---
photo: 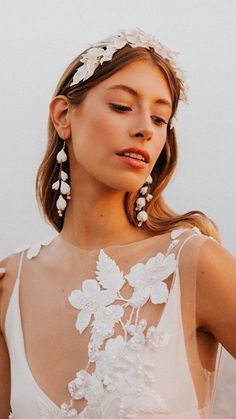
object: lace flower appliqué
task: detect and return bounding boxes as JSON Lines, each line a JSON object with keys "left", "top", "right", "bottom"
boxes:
{"left": 125, "top": 252, "right": 177, "bottom": 307}
{"left": 68, "top": 279, "right": 117, "bottom": 334}
{"left": 65, "top": 247, "right": 176, "bottom": 417}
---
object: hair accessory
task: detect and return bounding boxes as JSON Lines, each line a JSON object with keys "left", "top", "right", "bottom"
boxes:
{"left": 52, "top": 141, "right": 71, "bottom": 217}
{"left": 169, "top": 115, "right": 177, "bottom": 130}
{"left": 69, "top": 27, "right": 187, "bottom": 103}
{"left": 135, "top": 174, "right": 153, "bottom": 227}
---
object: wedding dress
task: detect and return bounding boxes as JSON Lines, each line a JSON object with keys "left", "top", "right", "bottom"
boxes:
{"left": 5, "top": 227, "right": 222, "bottom": 418}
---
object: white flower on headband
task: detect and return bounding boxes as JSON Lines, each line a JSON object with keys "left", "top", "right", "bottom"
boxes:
{"left": 71, "top": 47, "right": 104, "bottom": 85}
{"left": 70, "top": 27, "right": 187, "bottom": 103}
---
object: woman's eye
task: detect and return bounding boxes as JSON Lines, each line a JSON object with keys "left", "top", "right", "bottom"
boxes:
{"left": 110, "top": 103, "right": 167, "bottom": 126}
{"left": 152, "top": 116, "right": 167, "bottom": 126}
{"left": 109, "top": 103, "right": 131, "bottom": 112}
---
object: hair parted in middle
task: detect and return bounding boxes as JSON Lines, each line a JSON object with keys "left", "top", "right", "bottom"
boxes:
{"left": 36, "top": 39, "right": 220, "bottom": 242}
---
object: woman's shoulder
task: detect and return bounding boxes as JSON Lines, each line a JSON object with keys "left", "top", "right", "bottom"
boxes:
{"left": 159, "top": 225, "right": 220, "bottom": 268}
{"left": 170, "top": 225, "right": 218, "bottom": 249}
{"left": 0, "top": 235, "right": 56, "bottom": 297}
{"left": 159, "top": 225, "right": 210, "bottom": 254}
{"left": 12, "top": 235, "right": 56, "bottom": 260}
{"left": 0, "top": 235, "right": 56, "bottom": 333}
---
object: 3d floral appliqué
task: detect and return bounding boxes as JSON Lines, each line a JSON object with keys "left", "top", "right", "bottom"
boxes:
{"left": 125, "top": 252, "right": 177, "bottom": 307}
{"left": 68, "top": 280, "right": 117, "bottom": 333}
{"left": 66, "top": 248, "right": 176, "bottom": 417}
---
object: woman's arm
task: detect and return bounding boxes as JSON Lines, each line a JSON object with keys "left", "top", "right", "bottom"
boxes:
{"left": 0, "top": 332, "right": 11, "bottom": 418}
{"left": 0, "top": 258, "right": 11, "bottom": 419}
{"left": 196, "top": 239, "right": 236, "bottom": 358}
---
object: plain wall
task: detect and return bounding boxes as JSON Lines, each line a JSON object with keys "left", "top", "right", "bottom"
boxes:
{"left": 1, "top": 0, "right": 235, "bottom": 256}
{"left": 0, "top": 0, "right": 235, "bottom": 414}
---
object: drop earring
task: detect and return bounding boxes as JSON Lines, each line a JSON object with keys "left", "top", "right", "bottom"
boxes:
{"left": 135, "top": 174, "right": 153, "bottom": 227}
{"left": 52, "top": 140, "right": 71, "bottom": 217}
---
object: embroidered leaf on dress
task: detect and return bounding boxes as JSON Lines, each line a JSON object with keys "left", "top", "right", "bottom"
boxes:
{"left": 95, "top": 249, "right": 125, "bottom": 291}
{"left": 27, "top": 243, "right": 42, "bottom": 259}
{"left": 27, "top": 237, "right": 56, "bottom": 259}
{"left": 13, "top": 236, "right": 56, "bottom": 259}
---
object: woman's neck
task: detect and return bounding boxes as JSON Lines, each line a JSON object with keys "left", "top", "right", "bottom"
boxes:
{"left": 60, "top": 189, "right": 153, "bottom": 250}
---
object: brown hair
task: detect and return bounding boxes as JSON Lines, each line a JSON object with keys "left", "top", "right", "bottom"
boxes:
{"left": 36, "top": 44, "right": 221, "bottom": 242}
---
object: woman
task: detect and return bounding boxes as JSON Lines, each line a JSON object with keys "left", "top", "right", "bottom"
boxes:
{"left": 0, "top": 28, "right": 235, "bottom": 419}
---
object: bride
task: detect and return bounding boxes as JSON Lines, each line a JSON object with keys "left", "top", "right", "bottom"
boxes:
{"left": 0, "top": 28, "right": 235, "bottom": 419}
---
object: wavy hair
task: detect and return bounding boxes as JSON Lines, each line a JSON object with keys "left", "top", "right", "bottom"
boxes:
{"left": 36, "top": 44, "right": 220, "bottom": 242}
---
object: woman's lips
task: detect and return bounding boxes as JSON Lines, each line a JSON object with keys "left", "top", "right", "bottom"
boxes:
{"left": 117, "top": 147, "right": 151, "bottom": 163}
{"left": 117, "top": 154, "right": 147, "bottom": 169}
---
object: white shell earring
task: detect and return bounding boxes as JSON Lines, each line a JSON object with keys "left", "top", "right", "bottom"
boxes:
{"left": 135, "top": 174, "right": 153, "bottom": 227}
{"left": 52, "top": 140, "right": 71, "bottom": 217}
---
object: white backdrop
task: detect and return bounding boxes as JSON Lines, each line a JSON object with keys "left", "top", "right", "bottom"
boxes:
{"left": 0, "top": 0, "right": 235, "bottom": 414}
{"left": 0, "top": 0, "right": 235, "bottom": 256}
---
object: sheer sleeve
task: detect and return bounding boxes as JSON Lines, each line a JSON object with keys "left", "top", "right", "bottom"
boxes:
{"left": 177, "top": 232, "right": 222, "bottom": 412}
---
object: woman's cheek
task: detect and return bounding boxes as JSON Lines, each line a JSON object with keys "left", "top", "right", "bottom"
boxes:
{"left": 153, "top": 132, "right": 167, "bottom": 159}
{"left": 92, "top": 110, "right": 122, "bottom": 142}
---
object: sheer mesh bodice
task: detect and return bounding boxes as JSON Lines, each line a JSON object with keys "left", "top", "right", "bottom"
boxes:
{"left": 5, "top": 227, "right": 222, "bottom": 418}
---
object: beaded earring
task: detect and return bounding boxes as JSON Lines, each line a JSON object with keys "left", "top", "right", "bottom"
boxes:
{"left": 52, "top": 141, "right": 71, "bottom": 217}
{"left": 135, "top": 174, "right": 153, "bottom": 227}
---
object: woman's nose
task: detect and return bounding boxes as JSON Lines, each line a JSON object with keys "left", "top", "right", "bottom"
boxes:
{"left": 130, "top": 112, "right": 154, "bottom": 141}
{"left": 132, "top": 128, "right": 153, "bottom": 141}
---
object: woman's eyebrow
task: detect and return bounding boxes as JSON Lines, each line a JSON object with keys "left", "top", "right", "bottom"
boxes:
{"left": 106, "top": 84, "right": 172, "bottom": 108}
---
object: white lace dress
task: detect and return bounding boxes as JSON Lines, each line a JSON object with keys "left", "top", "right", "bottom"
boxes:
{"left": 5, "top": 227, "right": 222, "bottom": 418}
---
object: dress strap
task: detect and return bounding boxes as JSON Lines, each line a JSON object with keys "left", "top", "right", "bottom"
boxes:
{"left": 175, "top": 228, "right": 204, "bottom": 263}
{"left": 16, "top": 251, "right": 25, "bottom": 281}
{"left": 174, "top": 228, "right": 216, "bottom": 271}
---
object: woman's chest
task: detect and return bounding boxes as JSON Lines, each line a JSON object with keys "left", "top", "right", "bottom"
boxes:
{"left": 19, "top": 267, "right": 175, "bottom": 413}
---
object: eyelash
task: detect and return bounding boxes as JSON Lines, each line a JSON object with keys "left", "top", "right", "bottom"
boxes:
{"left": 109, "top": 103, "right": 167, "bottom": 126}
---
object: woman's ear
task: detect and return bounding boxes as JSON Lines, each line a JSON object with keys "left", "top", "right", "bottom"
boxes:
{"left": 49, "top": 95, "right": 71, "bottom": 140}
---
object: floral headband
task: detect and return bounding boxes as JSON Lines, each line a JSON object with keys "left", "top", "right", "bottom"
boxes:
{"left": 69, "top": 28, "right": 187, "bottom": 129}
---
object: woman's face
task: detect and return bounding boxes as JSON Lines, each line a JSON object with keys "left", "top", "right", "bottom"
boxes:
{"left": 68, "top": 60, "right": 172, "bottom": 192}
